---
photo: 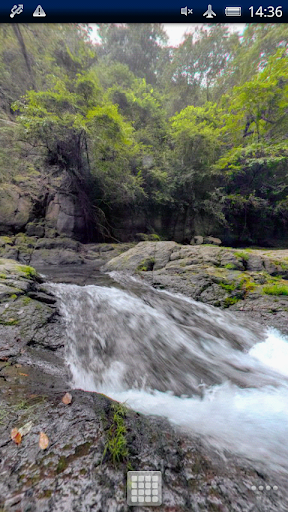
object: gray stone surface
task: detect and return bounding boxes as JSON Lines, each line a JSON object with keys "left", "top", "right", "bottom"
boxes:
{"left": 0, "top": 185, "right": 31, "bottom": 233}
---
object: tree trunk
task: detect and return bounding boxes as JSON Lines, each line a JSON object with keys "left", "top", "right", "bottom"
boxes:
{"left": 12, "top": 25, "right": 37, "bottom": 90}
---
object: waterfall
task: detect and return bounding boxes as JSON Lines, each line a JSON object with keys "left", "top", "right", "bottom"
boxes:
{"left": 47, "top": 276, "right": 288, "bottom": 476}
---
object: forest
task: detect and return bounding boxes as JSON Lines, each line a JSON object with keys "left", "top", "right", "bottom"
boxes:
{"left": 0, "top": 23, "right": 288, "bottom": 246}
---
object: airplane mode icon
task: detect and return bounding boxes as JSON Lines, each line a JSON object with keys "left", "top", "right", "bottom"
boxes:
{"left": 203, "top": 4, "right": 216, "bottom": 17}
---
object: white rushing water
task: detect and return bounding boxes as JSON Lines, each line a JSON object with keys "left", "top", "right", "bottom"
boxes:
{"left": 49, "top": 280, "right": 288, "bottom": 475}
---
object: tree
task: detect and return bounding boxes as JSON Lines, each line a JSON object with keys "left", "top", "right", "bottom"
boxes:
{"left": 159, "top": 24, "right": 240, "bottom": 113}
{"left": 13, "top": 71, "right": 143, "bottom": 240}
{"left": 96, "top": 24, "right": 168, "bottom": 84}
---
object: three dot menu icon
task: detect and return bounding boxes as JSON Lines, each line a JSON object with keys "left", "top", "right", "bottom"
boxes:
{"left": 127, "top": 471, "right": 162, "bottom": 506}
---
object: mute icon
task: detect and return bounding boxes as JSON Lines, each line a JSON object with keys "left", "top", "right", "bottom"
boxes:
{"left": 181, "top": 6, "right": 187, "bottom": 15}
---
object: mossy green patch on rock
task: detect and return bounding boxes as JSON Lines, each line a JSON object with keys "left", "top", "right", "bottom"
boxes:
{"left": 224, "top": 296, "right": 241, "bottom": 308}
{"left": 56, "top": 442, "right": 92, "bottom": 474}
{"left": 16, "top": 265, "right": 37, "bottom": 278}
{"left": 234, "top": 251, "right": 250, "bottom": 262}
{"left": 219, "top": 281, "right": 236, "bottom": 292}
{"left": 263, "top": 284, "right": 288, "bottom": 296}
{"left": 0, "top": 317, "right": 19, "bottom": 325}
{"left": 0, "top": 236, "right": 13, "bottom": 246}
{"left": 137, "top": 257, "right": 155, "bottom": 272}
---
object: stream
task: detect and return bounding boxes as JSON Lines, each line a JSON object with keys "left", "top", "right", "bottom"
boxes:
{"left": 44, "top": 270, "right": 288, "bottom": 478}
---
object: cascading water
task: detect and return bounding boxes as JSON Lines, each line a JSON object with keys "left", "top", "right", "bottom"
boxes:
{"left": 47, "top": 274, "right": 288, "bottom": 476}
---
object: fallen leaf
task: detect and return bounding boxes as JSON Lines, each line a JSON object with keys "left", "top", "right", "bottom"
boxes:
{"left": 62, "top": 392, "right": 72, "bottom": 405}
{"left": 39, "top": 431, "right": 49, "bottom": 450}
{"left": 15, "top": 364, "right": 22, "bottom": 368}
{"left": 0, "top": 356, "right": 8, "bottom": 361}
{"left": 19, "top": 421, "right": 33, "bottom": 437}
{"left": 19, "top": 373, "right": 28, "bottom": 377}
{"left": 11, "top": 428, "right": 22, "bottom": 445}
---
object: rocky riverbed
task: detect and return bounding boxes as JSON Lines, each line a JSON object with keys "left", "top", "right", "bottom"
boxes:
{"left": 104, "top": 241, "right": 288, "bottom": 335}
{"left": 1, "top": 238, "right": 288, "bottom": 511}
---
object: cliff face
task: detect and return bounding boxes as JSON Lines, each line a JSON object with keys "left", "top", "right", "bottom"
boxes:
{"left": 0, "top": 182, "right": 89, "bottom": 242}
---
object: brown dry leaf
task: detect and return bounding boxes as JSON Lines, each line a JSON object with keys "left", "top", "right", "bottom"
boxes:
{"left": 19, "top": 373, "right": 28, "bottom": 377}
{"left": 62, "top": 392, "right": 72, "bottom": 405}
{"left": 11, "top": 428, "right": 22, "bottom": 445}
{"left": 39, "top": 431, "right": 49, "bottom": 450}
{"left": 15, "top": 364, "right": 22, "bottom": 368}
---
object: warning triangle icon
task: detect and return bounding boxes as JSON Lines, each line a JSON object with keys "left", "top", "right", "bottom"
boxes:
{"left": 33, "top": 5, "right": 46, "bottom": 16}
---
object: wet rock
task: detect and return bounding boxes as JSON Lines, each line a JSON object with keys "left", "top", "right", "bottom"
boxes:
{"left": 0, "top": 185, "right": 31, "bottom": 234}
{"left": 35, "top": 238, "right": 81, "bottom": 251}
{"left": 45, "top": 192, "right": 86, "bottom": 240}
{"left": 103, "top": 241, "right": 178, "bottom": 273}
{"left": 105, "top": 243, "right": 288, "bottom": 332}
{"left": 247, "top": 255, "right": 264, "bottom": 271}
{"left": 0, "top": 259, "right": 65, "bottom": 358}
{"left": 31, "top": 248, "right": 84, "bottom": 266}
{"left": 25, "top": 222, "right": 45, "bottom": 238}
{"left": 192, "top": 235, "right": 204, "bottom": 245}
{"left": 203, "top": 236, "right": 222, "bottom": 245}
{"left": 220, "top": 252, "right": 244, "bottom": 270}
{"left": 27, "top": 291, "right": 57, "bottom": 305}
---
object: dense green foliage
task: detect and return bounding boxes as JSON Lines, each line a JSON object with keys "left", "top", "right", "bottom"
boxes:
{"left": 1, "top": 23, "right": 288, "bottom": 244}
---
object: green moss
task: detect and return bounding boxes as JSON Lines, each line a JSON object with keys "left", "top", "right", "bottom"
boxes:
{"left": 224, "top": 263, "right": 236, "bottom": 269}
{"left": 10, "top": 294, "right": 17, "bottom": 300}
{"left": 235, "top": 251, "right": 249, "bottom": 261}
{"left": 223, "top": 296, "right": 240, "bottom": 307}
{"left": 16, "top": 265, "right": 37, "bottom": 278}
{"left": 272, "top": 260, "right": 288, "bottom": 270}
{"left": 137, "top": 233, "right": 161, "bottom": 241}
{"left": 0, "top": 236, "right": 13, "bottom": 245}
{"left": 22, "top": 296, "right": 32, "bottom": 305}
{"left": 56, "top": 442, "right": 92, "bottom": 474}
{"left": 0, "top": 273, "right": 7, "bottom": 279}
{"left": 239, "top": 277, "right": 256, "bottom": 292}
{"left": 137, "top": 257, "right": 155, "bottom": 272}
{"left": 219, "top": 281, "right": 236, "bottom": 291}
{"left": 39, "top": 489, "right": 52, "bottom": 499}
{"left": 263, "top": 284, "right": 288, "bottom": 296}
{"left": 74, "top": 441, "right": 91, "bottom": 457}
{"left": 0, "top": 318, "right": 19, "bottom": 325}
{"left": 56, "top": 456, "right": 68, "bottom": 474}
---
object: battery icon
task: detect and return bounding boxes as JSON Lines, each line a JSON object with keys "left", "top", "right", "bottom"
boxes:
{"left": 225, "top": 6, "right": 241, "bottom": 15}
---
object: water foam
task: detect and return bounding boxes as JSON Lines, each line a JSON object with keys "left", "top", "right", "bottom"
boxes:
{"left": 49, "top": 281, "right": 288, "bottom": 474}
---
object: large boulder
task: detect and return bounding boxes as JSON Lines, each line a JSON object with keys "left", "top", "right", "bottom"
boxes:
{"left": 45, "top": 193, "right": 86, "bottom": 239}
{"left": 103, "top": 241, "right": 178, "bottom": 272}
{"left": 0, "top": 185, "right": 31, "bottom": 234}
{"left": 191, "top": 235, "right": 204, "bottom": 245}
{"left": 203, "top": 236, "right": 222, "bottom": 245}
